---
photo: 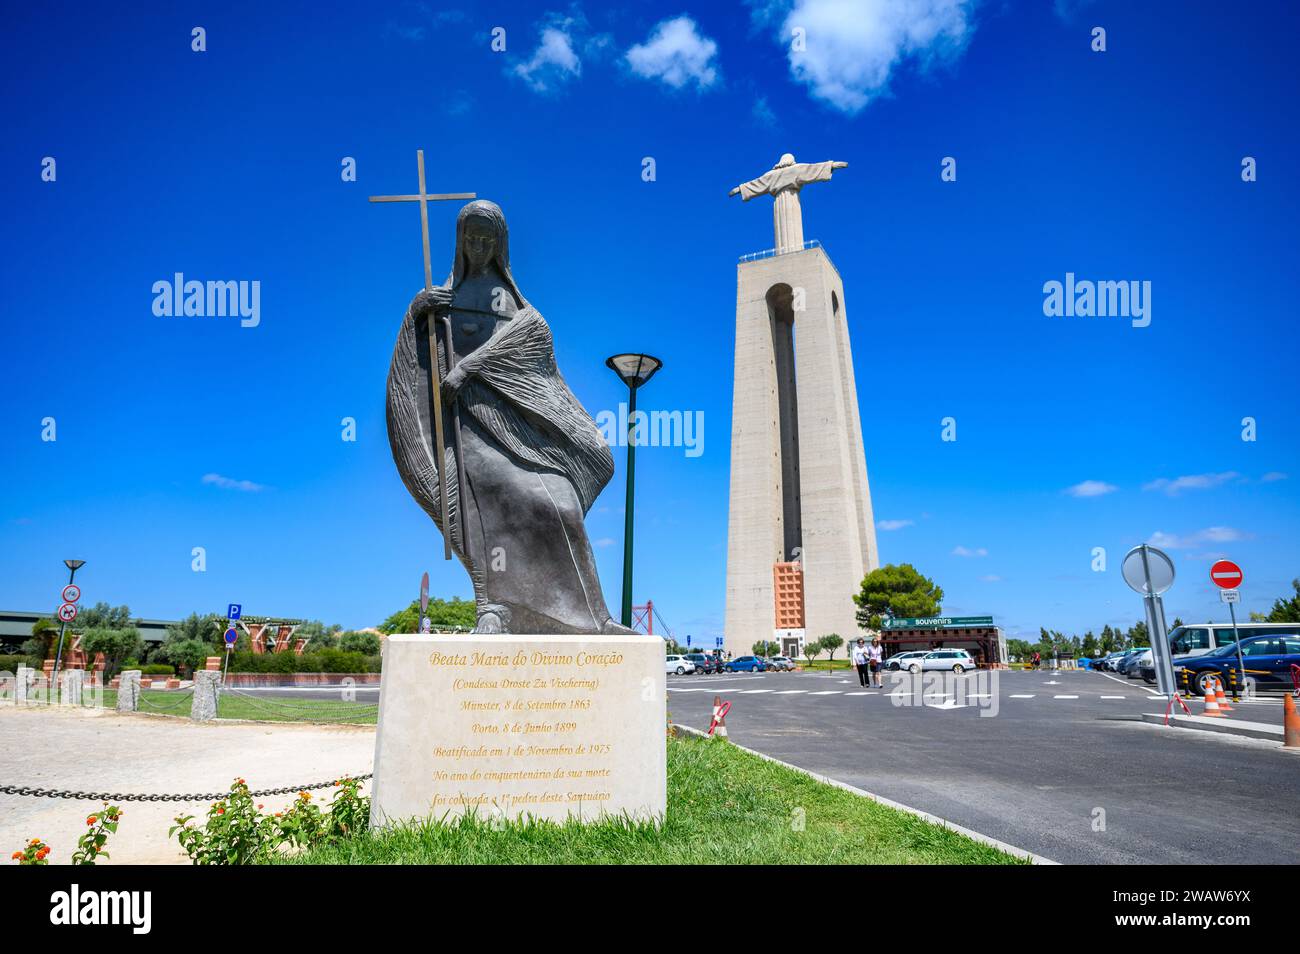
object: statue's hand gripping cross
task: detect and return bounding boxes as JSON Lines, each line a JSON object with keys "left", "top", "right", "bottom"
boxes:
{"left": 370, "top": 150, "right": 475, "bottom": 560}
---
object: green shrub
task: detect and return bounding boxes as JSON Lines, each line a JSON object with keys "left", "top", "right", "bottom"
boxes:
{"left": 138, "top": 664, "right": 175, "bottom": 676}
{"left": 226, "top": 649, "right": 380, "bottom": 674}
{"left": 0, "top": 654, "right": 42, "bottom": 672}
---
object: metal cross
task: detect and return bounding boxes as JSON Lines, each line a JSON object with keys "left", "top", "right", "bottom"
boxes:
{"left": 370, "top": 150, "right": 475, "bottom": 560}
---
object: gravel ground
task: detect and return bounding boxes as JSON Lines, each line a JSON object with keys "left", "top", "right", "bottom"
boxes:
{"left": 0, "top": 705, "right": 375, "bottom": 865}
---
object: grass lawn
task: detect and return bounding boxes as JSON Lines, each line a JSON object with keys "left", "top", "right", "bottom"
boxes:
{"left": 94, "top": 689, "right": 377, "bottom": 724}
{"left": 800, "top": 658, "right": 851, "bottom": 671}
{"left": 279, "top": 733, "right": 1025, "bottom": 865}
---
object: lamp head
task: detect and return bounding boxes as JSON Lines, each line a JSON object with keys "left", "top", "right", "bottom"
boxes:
{"left": 64, "top": 559, "right": 86, "bottom": 571}
{"left": 605, "top": 353, "right": 664, "bottom": 389}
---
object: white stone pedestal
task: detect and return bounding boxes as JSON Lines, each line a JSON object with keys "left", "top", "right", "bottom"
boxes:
{"left": 370, "top": 634, "right": 666, "bottom": 828}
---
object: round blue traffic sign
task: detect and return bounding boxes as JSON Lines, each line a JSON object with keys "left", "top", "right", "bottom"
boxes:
{"left": 224, "top": 628, "right": 238, "bottom": 645}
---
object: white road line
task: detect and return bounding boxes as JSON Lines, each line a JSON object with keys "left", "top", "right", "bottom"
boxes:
{"left": 809, "top": 690, "right": 842, "bottom": 696}
{"left": 846, "top": 692, "right": 878, "bottom": 696}
{"left": 1010, "top": 694, "right": 1036, "bottom": 699}
{"left": 666, "top": 688, "right": 713, "bottom": 693}
{"left": 1054, "top": 695, "right": 1080, "bottom": 699}
{"left": 738, "top": 689, "right": 774, "bottom": 694}
{"left": 1100, "top": 695, "right": 1126, "bottom": 700}
{"left": 1094, "top": 668, "right": 1163, "bottom": 695}
{"left": 774, "top": 690, "right": 807, "bottom": 695}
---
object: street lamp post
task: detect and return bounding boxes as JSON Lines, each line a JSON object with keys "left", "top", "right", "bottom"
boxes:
{"left": 50, "top": 559, "right": 86, "bottom": 696}
{"left": 605, "top": 353, "right": 663, "bottom": 628}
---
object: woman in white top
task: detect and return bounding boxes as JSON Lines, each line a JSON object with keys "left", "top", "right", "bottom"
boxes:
{"left": 867, "top": 637, "right": 885, "bottom": 688}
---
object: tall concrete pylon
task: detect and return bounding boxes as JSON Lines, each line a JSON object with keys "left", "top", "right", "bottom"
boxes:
{"left": 723, "top": 153, "right": 878, "bottom": 660}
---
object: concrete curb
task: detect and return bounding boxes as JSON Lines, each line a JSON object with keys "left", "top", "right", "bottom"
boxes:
{"left": 1139, "top": 711, "right": 1289, "bottom": 744}
{"left": 672, "top": 722, "right": 1058, "bottom": 865}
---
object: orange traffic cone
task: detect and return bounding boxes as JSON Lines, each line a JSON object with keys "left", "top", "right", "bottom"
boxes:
{"left": 1213, "top": 677, "right": 1234, "bottom": 713}
{"left": 1202, "top": 682, "right": 1225, "bottom": 718}
{"left": 1283, "top": 694, "right": 1300, "bottom": 749}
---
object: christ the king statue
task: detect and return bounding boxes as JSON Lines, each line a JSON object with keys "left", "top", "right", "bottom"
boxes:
{"left": 728, "top": 153, "right": 848, "bottom": 253}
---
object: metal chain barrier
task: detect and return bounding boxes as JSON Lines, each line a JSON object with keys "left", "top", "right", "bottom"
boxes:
{"left": 137, "top": 690, "right": 196, "bottom": 712}
{"left": 218, "top": 686, "right": 378, "bottom": 722}
{"left": 0, "top": 773, "right": 372, "bottom": 803}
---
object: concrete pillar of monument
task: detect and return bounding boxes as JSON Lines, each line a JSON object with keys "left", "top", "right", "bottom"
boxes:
{"left": 724, "top": 245, "right": 878, "bottom": 660}
{"left": 117, "top": 670, "right": 142, "bottom": 712}
{"left": 191, "top": 670, "right": 221, "bottom": 722}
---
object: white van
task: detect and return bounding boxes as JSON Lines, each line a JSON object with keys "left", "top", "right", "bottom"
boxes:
{"left": 1168, "top": 621, "right": 1298, "bottom": 658}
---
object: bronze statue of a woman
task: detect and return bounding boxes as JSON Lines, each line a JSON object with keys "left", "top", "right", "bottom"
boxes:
{"left": 386, "top": 200, "right": 632, "bottom": 635}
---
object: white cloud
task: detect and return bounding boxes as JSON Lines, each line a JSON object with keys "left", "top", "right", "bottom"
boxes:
{"left": 1053, "top": 0, "right": 1098, "bottom": 22}
{"left": 1148, "top": 527, "right": 1249, "bottom": 550}
{"left": 952, "top": 545, "right": 987, "bottom": 558}
{"left": 512, "top": 17, "right": 585, "bottom": 91}
{"left": 979, "top": 574, "right": 1002, "bottom": 583}
{"left": 625, "top": 15, "right": 720, "bottom": 90}
{"left": 1064, "top": 479, "right": 1117, "bottom": 498}
{"left": 752, "top": 95, "right": 776, "bottom": 126}
{"left": 1262, "top": 471, "right": 1288, "bottom": 483}
{"left": 760, "top": 0, "right": 976, "bottom": 114}
{"left": 202, "top": 473, "right": 266, "bottom": 492}
{"left": 1142, "top": 471, "right": 1240, "bottom": 496}
{"left": 593, "top": 537, "right": 616, "bottom": 548}
{"left": 876, "top": 518, "right": 913, "bottom": 531}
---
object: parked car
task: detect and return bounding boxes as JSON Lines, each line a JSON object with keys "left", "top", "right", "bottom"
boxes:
{"left": 1102, "top": 650, "right": 1139, "bottom": 673}
{"left": 684, "top": 653, "right": 722, "bottom": 674}
{"left": 766, "top": 655, "right": 796, "bottom": 671}
{"left": 665, "top": 654, "right": 696, "bottom": 675}
{"left": 1118, "top": 649, "right": 1151, "bottom": 678}
{"left": 885, "top": 651, "right": 930, "bottom": 672}
{"left": 1174, "top": 634, "right": 1300, "bottom": 696}
{"left": 1169, "top": 621, "right": 1300, "bottom": 659}
{"left": 918, "top": 649, "right": 977, "bottom": 673}
{"left": 724, "top": 655, "right": 767, "bottom": 673}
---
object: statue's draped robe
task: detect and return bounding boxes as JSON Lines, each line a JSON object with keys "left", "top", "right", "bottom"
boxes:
{"left": 737, "top": 160, "right": 836, "bottom": 252}
{"left": 386, "top": 296, "right": 619, "bottom": 633}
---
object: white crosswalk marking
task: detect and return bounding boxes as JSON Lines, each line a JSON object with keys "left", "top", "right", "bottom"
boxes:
{"left": 1054, "top": 695, "right": 1079, "bottom": 699}
{"left": 1010, "top": 694, "right": 1036, "bottom": 699}
{"left": 1100, "top": 695, "right": 1126, "bottom": 699}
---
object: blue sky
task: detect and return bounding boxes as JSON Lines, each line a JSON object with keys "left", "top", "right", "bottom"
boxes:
{"left": 2, "top": 0, "right": 1296, "bottom": 641}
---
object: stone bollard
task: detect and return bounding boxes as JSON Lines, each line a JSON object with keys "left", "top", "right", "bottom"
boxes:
{"left": 117, "top": 670, "right": 142, "bottom": 712}
{"left": 59, "top": 668, "right": 84, "bottom": 707}
{"left": 16, "top": 665, "right": 34, "bottom": 705}
{"left": 191, "top": 670, "right": 222, "bottom": 722}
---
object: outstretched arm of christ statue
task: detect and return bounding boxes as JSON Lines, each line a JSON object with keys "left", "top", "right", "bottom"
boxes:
{"left": 728, "top": 160, "right": 848, "bottom": 197}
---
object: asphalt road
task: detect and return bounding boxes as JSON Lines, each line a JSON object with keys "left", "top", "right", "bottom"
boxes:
{"left": 665, "top": 667, "right": 1300, "bottom": 865}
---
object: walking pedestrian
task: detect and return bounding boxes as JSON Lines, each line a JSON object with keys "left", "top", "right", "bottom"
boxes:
{"left": 851, "top": 637, "right": 871, "bottom": 687}
{"left": 868, "top": 636, "right": 885, "bottom": 688}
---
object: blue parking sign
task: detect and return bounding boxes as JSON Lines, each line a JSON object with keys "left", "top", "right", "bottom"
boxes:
{"left": 224, "top": 627, "right": 238, "bottom": 646}
{"left": 227, "top": 603, "right": 241, "bottom": 620}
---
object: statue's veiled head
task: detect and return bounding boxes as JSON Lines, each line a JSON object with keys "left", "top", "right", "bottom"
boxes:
{"left": 448, "top": 199, "right": 527, "bottom": 306}
{"left": 776, "top": 153, "right": 796, "bottom": 168}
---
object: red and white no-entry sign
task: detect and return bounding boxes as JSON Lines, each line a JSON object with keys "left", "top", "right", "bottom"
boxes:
{"left": 1210, "top": 560, "right": 1243, "bottom": 589}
